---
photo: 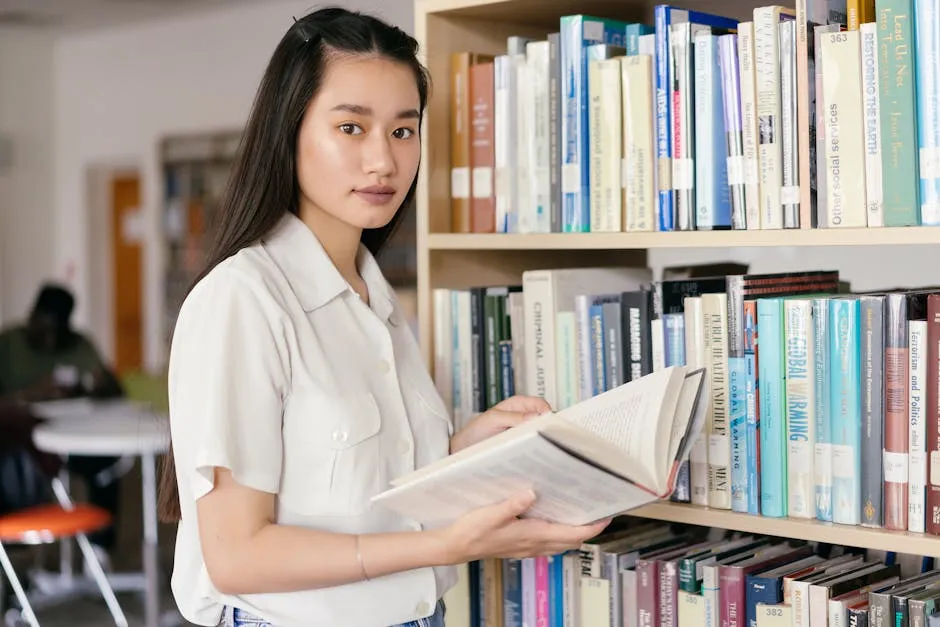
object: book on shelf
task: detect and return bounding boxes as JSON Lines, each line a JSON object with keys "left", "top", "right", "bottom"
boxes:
{"left": 442, "top": 1, "right": 939, "bottom": 234}
{"left": 373, "top": 364, "right": 708, "bottom": 527}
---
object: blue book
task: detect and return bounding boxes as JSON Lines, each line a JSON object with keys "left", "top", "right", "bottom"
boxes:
{"left": 503, "top": 559, "right": 523, "bottom": 627}
{"left": 744, "top": 301, "right": 760, "bottom": 515}
{"left": 914, "top": 0, "right": 940, "bottom": 225}
{"left": 654, "top": 5, "right": 739, "bottom": 232}
{"left": 549, "top": 554, "right": 564, "bottom": 627}
{"left": 560, "top": 15, "right": 629, "bottom": 232}
{"left": 589, "top": 302, "right": 607, "bottom": 396}
{"left": 757, "top": 298, "right": 787, "bottom": 518}
{"left": 693, "top": 30, "right": 732, "bottom": 230}
{"left": 829, "top": 297, "right": 861, "bottom": 526}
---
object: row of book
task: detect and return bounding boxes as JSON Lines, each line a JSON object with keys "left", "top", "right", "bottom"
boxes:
{"left": 470, "top": 518, "right": 940, "bottom": 627}
{"left": 447, "top": 0, "right": 940, "bottom": 234}
{"left": 432, "top": 264, "right": 940, "bottom": 534}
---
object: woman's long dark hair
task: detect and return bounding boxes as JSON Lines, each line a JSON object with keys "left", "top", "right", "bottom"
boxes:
{"left": 157, "top": 6, "right": 431, "bottom": 522}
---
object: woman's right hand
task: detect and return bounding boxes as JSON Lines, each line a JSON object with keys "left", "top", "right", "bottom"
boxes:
{"left": 437, "top": 490, "right": 611, "bottom": 563}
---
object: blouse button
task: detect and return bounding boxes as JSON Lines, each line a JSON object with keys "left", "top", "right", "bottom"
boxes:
{"left": 378, "top": 359, "right": 391, "bottom": 375}
{"left": 332, "top": 428, "right": 348, "bottom": 443}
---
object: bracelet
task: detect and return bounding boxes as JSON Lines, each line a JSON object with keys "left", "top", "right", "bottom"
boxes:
{"left": 354, "top": 534, "right": 370, "bottom": 581}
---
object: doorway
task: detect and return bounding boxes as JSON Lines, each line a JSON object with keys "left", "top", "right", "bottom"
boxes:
{"left": 87, "top": 166, "right": 143, "bottom": 375}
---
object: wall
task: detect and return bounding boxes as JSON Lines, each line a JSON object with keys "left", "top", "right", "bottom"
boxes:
{"left": 53, "top": 0, "right": 412, "bottom": 371}
{"left": 0, "top": 28, "right": 56, "bottom": 326}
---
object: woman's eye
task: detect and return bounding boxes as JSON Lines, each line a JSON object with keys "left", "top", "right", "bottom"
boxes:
{"left": 340, "top": 123, "right": 363, "bottom": 135}
{"left": 393, "top": 127, "right": 415, "bottom": 139}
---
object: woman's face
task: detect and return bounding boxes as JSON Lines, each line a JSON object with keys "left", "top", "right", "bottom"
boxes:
{"left": 296, "top": 53, "right": 421, "bottom": 232}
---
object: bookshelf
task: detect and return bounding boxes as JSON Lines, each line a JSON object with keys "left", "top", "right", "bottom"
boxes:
{"left": 412, "top": 0, "right": 940, "bottom": 624}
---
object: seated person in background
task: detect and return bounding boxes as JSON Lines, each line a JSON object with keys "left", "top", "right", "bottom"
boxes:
{"left": 0, "top": 283, "right": 125, "bottom": 558}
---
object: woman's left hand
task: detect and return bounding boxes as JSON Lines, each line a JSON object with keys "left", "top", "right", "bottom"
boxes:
{"left": 450, "top": 395, "right": 552, "bottom": 454}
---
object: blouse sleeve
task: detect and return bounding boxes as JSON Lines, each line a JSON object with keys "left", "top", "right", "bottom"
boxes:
{"left": 167, "top": 266, "right": 290, "bottom": 501}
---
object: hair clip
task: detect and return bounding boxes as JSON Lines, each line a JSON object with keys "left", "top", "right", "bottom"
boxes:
{"left": 292, "top": 16, "right": 312, "bottom": 43}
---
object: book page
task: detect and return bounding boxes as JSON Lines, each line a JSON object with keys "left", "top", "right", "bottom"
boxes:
{"left": 555, "top": 366, "right": 683, "bottom": 475}
{"left": 372, "top": 429, "right": 658, "bottom": 527}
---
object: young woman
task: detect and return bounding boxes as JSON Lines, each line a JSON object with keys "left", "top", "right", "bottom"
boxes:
{"left": 158, "top": 7, "right": 609, "bottom": 627}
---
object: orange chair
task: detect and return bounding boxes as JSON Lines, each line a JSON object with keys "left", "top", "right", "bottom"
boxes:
{"left": 0, "top": 480, "right": 127, "bottom": 627}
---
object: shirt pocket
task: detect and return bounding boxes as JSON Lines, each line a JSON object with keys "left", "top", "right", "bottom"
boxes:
{"left": 279, "top": 388, "right": 383, "bottom": 517}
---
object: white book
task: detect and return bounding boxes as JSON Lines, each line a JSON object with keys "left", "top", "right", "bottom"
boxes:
{"left": 909, "top": 319, "right": 928, "bottom": 533}
{"left": 785, "top": 299, "right": 816, "bottom": 519}
{"left": 738, "top": 22, "right": 762, "bottom": 230}
{"left": 432, "top": 288, "right": 453, "bottom": 416}
{"left": 515, "top": 53, "right": 534, "bottom": 233}
{"left": 526, "top": 40, "right": 552, "bottom": 233}
{"left": 621, "top": 54, "right": 656, "bottom": 232}
{"left": 703, "top": 293, "right": 731, "bottom": 510}
{"left": 494, "top": 55, "right": 514, "bottom": 232}
{"left": 754, "top": 6, "right": 792, "bottom": 229}
{"left": 588, "top": 57, "right": 624, "bottom": 232}
{"left": 859, "top": 22, "right": 884, "bottom": 228}
{"left": 684, "top": 296, "right": 709, "bottom": 506}
{"left": 372, "top": 366, "right": 708, "bottom": 527}
{"left": 821, "top": 30, "right": 868, "bottom": 228}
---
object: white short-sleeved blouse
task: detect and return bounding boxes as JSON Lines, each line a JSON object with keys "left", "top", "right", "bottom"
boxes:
{"left": 166, "top": 212, "right": 458, "bottom": 627}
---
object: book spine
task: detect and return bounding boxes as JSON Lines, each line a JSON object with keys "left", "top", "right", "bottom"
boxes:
{"left": 494, "top": 55, "right": 513, "bottom": 233}
{"left": 704, "top": 293, "right": 732, "bottom": 509}
{"left": 548, "top": 33, "right": 562, "bottom": 232}
{"left": 877, "top": 0, "right": 921, "bottom": 226}
{"left": 925, "top": 295, "right": 940, "bottom": 534}
{"left": 821, "top": 29, "right": 869, "bottom": 227}
{"left": 779, "top": 20, "right": 801, "bottom": 228}
{"left": 603, "top": 301, "right": 623, "bottom": 389}
{"left": 522, "top": 271, "right": 555, "bottom": 404}
{"left": 514, "top": 53, "right": 533, "bottom": 235}
{"left": 909, "top": 319, "right": 928, "bottom": 533}
{"left": 914, "top": 0, "right": 940, "bottom": 225}
{"left": 637, "top": 559, "right": 659, "bottom": 627}
{"left": 556, "top": 311, "right": 579, "bottom": 410}
{"left": 884, "top": 294, "right": 910, "bottom": 530}
{"left": 660, "top": 561, "right": 679, "bottom": 627}
{"left": 759, "top": 298, "right": 787, "bottom": 517}
{"left": 814, "top": 24, "right": 842, "bottom": 227}
{"left": 450, "top": 53, "right": 474, "bottom": 233}
{"left": 622, "top": 54, "right": 657, "bottom": 232}
{"left": 594, "top": 57, "right": 625, "bottom": 232}
{"left": 860, "top": 295, "right": 885, "bottom": 528}
{"left": 813, "top": 297, "right": 834, "bottom": 521}
{"left": 527, "top": 40, "right": 552, "bottom": 234}
{"left": 575, "top": 294, "right": 594, "bottom": 401}
{"left": 738, "top": 22, "right": 763, "bottom": 229}
{"left": 785, "top": 299, "right": 816, "bottom": 519}
{"left": 696, "top": 30, "right": 733, "bottom": 230}
{"left": 703, "top": 564, "right": 721, "bottom": 627}
{"left": 503, "top": 559, "right": 522, "bottom": 627}
{"left": 654, "top": 6, "right": 676, "bottom": 231}
{"left": 745, "top": 300, "right": 762, "bottom": 514}
{"left": 795, "top": 0, "right": 817, "bottom": 229}
{"left": 535, "top": 556, "right": 549, "bottom": 626}
{"left": 686, "top": 296, "right": 710, "bottom": 505}
{"left": 754, "top": 6, "right": 795, "bottom": 229}
{"left": 718, "top": 33, "right": 748, "bottom": 230}
{"left": 671, "top": 23, "right": 696, "bottom": 230}
{"left": 860, "top": 22, "right": 885, "bottom": 227}
{"left": 470, "top": 62, "right": 497, "bottom": 233}
{"left": 590, "top": 302, "right": 607, "bottom": 396}
{"left": 830, "top": 297, "right": 862, "bottom": 526}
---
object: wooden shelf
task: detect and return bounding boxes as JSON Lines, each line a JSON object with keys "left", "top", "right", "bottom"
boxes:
{"left": 630, "top": 502, "right": 940, "bottom": 557}
{"left": 426, "top": 227, "right": 940, "bottom": 250}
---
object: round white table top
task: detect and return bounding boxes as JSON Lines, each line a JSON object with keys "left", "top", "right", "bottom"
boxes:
{"left": 32, "top": 402, "right": 170, "bottom": 456}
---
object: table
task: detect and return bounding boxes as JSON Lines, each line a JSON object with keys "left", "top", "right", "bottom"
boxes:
{"left": 30, "top": 400, "right": 174, "bottom": 627}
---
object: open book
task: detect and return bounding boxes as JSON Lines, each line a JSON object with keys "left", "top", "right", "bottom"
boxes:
{"left": 372, "top": 365, "right": 708, "bottom": 527}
